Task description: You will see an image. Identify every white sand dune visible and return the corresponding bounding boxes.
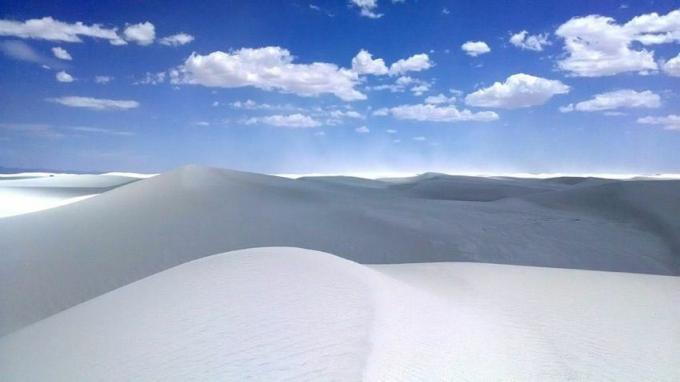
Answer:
[1,165,678,335]
[0,174,141,218]
[1,247,678,381]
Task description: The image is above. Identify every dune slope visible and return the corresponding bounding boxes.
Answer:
[1,247,678,381]
[1,165,677,335]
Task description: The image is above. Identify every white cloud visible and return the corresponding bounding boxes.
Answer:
[351,49,389,75]
[193,121,210,127]
[662,53,680,76]
[136,71,167,85]
[245,113,321,128]
[371,75,431,94]
[386,103,499,122]
[355,125,370,133]
[424,93,455,104]
[94,75,113,84]
[372,107,389,116]
[0,40,52,64]
[386,129,397,133]
[389,53,432,75]
[509,31,550,51]
[159,33,194,46]
[461,41,491,57]
[70,126,134,136]
[0,17,126,45]
[465,73,569,109]
[123,22,155,46]
[351,0,382,18]
[56,70,74,82]
[174,47,365,101]
[560,89,660,112]
[48,96,139,110]
[555,10,680,77]
[51,46,71,60]
[637,115,680,130]
[413,136,426,141]
[351,50,433,76]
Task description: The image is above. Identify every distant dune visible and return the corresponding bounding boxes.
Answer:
[1,248,678,381]
[0,165,678,335]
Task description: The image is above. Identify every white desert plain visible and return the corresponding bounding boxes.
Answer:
[0,166,679,380]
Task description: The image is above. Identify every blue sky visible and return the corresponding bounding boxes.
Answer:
[0,0,679,174]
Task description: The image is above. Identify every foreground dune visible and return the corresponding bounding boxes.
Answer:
[1,247,678,381]
[1,165,679,335]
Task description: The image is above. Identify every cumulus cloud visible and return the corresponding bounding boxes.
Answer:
[56,70,74,82]
[0,16,126,45]
[355,125,370,133]
[662,53,680,76]
[351,0,382,18]
[245,113,321,128]
[560,89,660,112]
[352,50,433,76]
[51,46,71,60]
[509,31,550,51]
[351,49,389,75]
[123,22,155,45]
[389,53,432,75]
[465,73,569,109]
[461,41,491,57]
[173,47,365,101]
[48,96,139,110]
[413,136,427,141]
[371,75,431,95]
[555,10,680,77]
[94,75,113,84]
[384,103,499,122]
[637,115,680,130]
[159,32,194,46]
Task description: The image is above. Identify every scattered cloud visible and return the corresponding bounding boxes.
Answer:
[389,53,432,75]
[461,41,491,57]
[351,0,382,18]
[0,16,126,45]
[0,123,64,139]
[174,47,365,101]
[371,75,431,95]
[69,126,134,136]
[412,136,426,141]
[442,8,450,15]
[351,49,389,75]
[0,40,53,65]
[662,53,680,77]
[637,115,680,130]
[123,21,155,46]
[509,31,550,51]
[424,93,456,104]
[48,96,140,110]
[465,73,570,109]
[159,32,194,46]
[94,75,113,84]
[192,121,210,127]
[56,70,74,82]
[245,113,321,128]
[372,108,389,116]
[383,103,499,122]
[51,46,72,60]
[560,89,660,112]
[355,125,370,133]
[386,129,397,134]
[135,71,167,85]
[555,10,680,77]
